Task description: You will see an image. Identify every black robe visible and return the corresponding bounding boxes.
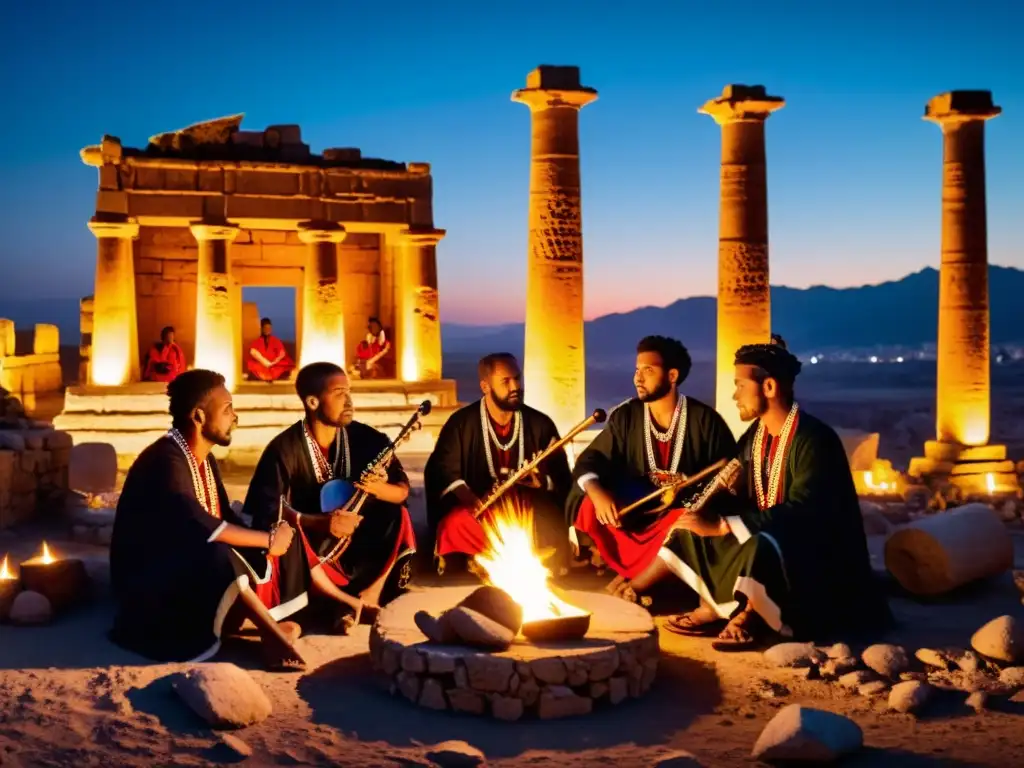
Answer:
[242,420,414,602]
[424,399,573,549]
[566,396,738,527]
[109,436,261,662]
[663,409,892,638]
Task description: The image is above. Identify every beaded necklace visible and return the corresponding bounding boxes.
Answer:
[167,429,220,519]
[479,399,524,481]
[643,396,687,476]
[301,420,350,483]
[752,403,800,510]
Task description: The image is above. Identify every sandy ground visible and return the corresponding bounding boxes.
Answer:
[2,467,1024,766]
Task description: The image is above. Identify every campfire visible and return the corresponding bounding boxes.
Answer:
[473,497,590,641]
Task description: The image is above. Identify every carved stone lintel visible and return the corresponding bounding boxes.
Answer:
[396,228,446,247]
[87,218,139,240]
[190,223,239,242]
[925,91,1001,125]
[297,223,347,245]
[700,84,784,125]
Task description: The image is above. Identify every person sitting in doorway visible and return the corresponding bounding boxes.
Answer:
[143,326,186,383]
[353,317,391,379]
[247,317,295,382]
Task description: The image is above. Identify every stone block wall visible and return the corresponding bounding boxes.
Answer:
[0,321,63,399]
[0,427,72,530]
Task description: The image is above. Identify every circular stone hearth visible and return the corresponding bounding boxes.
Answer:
[369,586,660,721]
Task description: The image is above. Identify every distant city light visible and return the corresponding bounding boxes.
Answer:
[810,355,819,364]
[896,356,904,363]
[870,355,878,363]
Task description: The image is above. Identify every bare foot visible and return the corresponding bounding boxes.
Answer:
[710,607,769,651]
[261,628,307,672]
[278,621,302,643]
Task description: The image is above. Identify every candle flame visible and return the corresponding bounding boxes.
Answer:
[0,554,14,580]
[39,541,55,565]
[985,473,996,495]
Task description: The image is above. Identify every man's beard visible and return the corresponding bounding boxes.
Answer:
[314,406,354,428]
[202,424,233,448]
[490,391,523,412]
[738,393,769,422]
[637,378,672,403]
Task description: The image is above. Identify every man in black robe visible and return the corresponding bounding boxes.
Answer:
[633,338,891,650]
[566,335,737,597]
[425,353,573,574]
[110,369,305,670]
[242,362,416,632]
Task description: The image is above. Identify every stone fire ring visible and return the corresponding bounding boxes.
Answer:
[369,586,660,721]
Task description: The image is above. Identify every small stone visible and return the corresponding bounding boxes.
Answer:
[447,607,515,650]
[820,657,859,679]
[915,647,952,670]
[490,695,523,721]
[764,642,825,668]
[652,750,704,767]
[971,615,1024,663]
[538,685,592,719]
[401,649,425,673]
[608,676,628,704]
[590,681,609,699]
[900,671,929,683]
[380,645,399,675]
[454,665,469,689]
[858,680,889,697]
[998,666,1024,688]
[170,663,272,728]
[464,655,515,693]
[888,680,931,714]
[418,679,446,710]
[397,671,420,702]
[862,644,909,678]
[447,689,485,715]
[8,591,52,625]
[566,660,588,687]
[531,658,567,685]
[217,733,252,759]
[508,673,520,694]
[966,691,989,712]
[424,740,486,768]
[426,651,457,675]
[517,678,540,706]
[838,670,876,689]
[954,650,982,674]
[823,642,853,659]
[585,648,619,681]
[751,704,863,763]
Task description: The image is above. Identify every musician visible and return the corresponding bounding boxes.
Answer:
[631,339,891,650]
[565,335,737,595]
[425,352,573,573]
[241,362,416,632]
[142,326,186,383]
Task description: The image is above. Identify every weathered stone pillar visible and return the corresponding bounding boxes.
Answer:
[700,85,784,438]
[909,91,1016,492]
[87,218,140,386]
[297,223,347,370]
[394,228,445,382]
[190,223,239,390]
[512,66,597,437]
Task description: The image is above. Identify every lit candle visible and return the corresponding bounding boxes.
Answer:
[985,473,996,496]
[0,554,20,621]
[20,542,88,614]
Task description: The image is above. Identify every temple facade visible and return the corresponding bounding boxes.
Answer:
[56,116,455,465]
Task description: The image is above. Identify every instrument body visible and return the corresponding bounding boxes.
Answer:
[474,408,607,519]
[614,458,735,520]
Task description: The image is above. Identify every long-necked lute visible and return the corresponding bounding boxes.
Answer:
[315,400,432,564]
[617,457,740,519]
[474,408,607,519]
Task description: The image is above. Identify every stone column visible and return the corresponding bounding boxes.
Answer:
[512,66,597,438]
[394,228,445,382]
[87,218,140,386]
[297,223,348,370]
[700,85,784,438]
[190,223,239,390]
[909,91,1015,491]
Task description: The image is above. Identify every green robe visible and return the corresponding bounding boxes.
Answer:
[662,409,891,639]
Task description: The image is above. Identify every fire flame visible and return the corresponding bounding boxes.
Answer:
[38,542,55,565]
[985,473,996,495]
[473,497,586,624]
[0,554,14,580]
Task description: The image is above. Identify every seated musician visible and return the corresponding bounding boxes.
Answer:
[353,317,392,379]
[425,352,573,573]
[109,369,305,671]
[241,362,416,633]
[629,337,891,650]
[247,317,295,382]
[565,335,737,597]
[142,326,185,383]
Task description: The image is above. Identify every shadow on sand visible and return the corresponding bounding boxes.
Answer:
[297,651,722,759]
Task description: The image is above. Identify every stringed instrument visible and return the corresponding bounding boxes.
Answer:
[614,457,740,520]
[474,408,607,518]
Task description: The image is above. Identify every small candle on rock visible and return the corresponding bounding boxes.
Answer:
[19,542,89,614]
[0,554,20,621]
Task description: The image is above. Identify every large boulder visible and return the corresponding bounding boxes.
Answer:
[971,615,1024,664]
[170,663,272,729]
[751,704,863,763]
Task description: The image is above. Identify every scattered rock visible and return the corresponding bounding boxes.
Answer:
[954,650,982,674]
[998,666,1024,688]
[170,663,272,728]
[424,740,486,768]
[900,671,929,683]
[888,680,932,714]
[653,750,704,767]
[751,679,790,700]
[858,680,889,697]
[764,642,825,668]
[971,615,1024,663]
[838,670,876,689]
[217,733,252,759]
[966,691,989,712]
[538,685,592,719]
[862,644,909,678]
[820,656,859,679]
[823,643,853,660]
[751,704,863,763]
[915,647,952,670]
[8,590,52,625]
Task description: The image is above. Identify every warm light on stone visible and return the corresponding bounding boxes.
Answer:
[297,223,348,370]
[395,228,445,382]
[88,218,140,386]
[513,66,597,437]
[700,85,784,438]
[191,223,239,391]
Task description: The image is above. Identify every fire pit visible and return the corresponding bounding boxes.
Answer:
[369,585,660,721]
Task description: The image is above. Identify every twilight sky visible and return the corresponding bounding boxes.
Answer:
[2,0,1022,325]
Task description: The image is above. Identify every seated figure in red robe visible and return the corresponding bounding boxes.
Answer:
[143,326,186,383]
[247,318,295,382]
[354,317,391,379]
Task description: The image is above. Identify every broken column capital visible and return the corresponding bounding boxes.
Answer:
[297,222,347,245]
[396,228,446,247]
[87,217,139,240]
[512,66,597,111]
[699,85,785,125]
[924,90,1001,126]
[189,222,239,242]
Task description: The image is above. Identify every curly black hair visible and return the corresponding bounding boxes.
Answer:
[636,335,692,384]
[167,369,226,430]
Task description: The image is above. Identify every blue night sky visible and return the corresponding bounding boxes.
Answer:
[2,0,1022,325]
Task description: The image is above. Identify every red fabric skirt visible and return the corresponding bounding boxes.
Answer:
[574,497,684,580]
[247,357,294,381]
[434,506,489,557]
